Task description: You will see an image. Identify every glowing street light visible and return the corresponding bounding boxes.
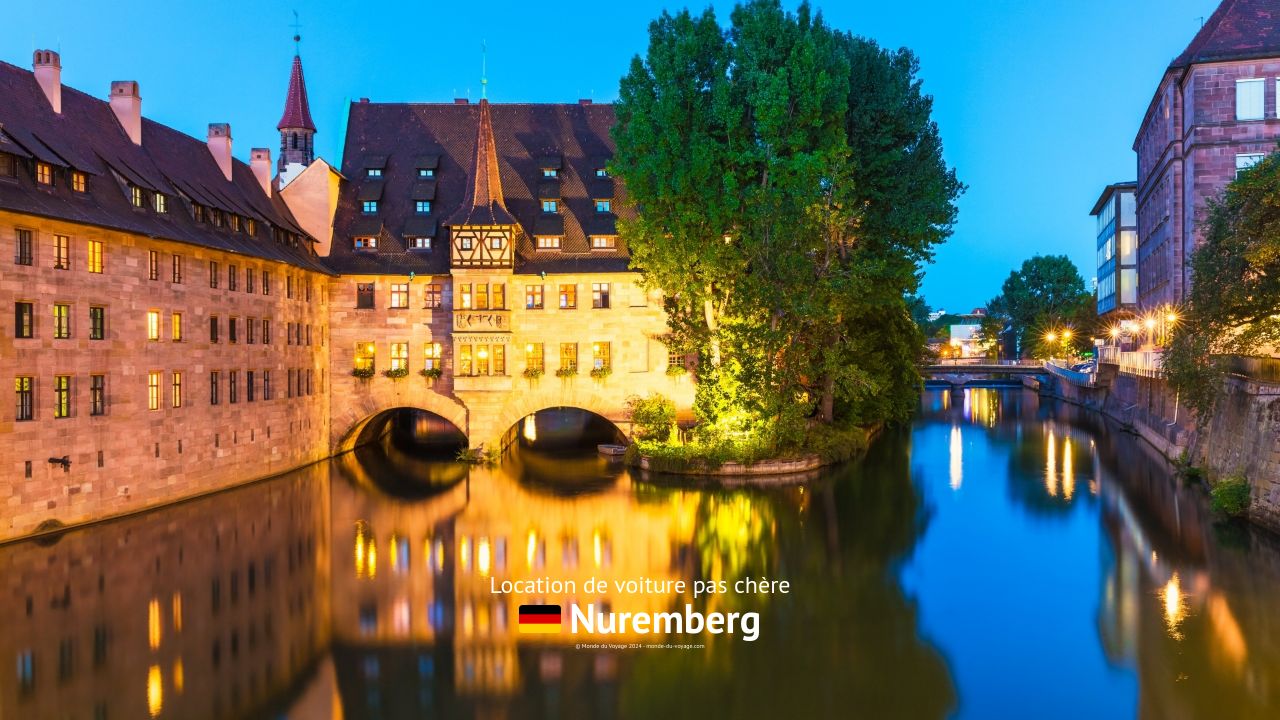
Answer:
[1045,332,1057,343]
[1062,330,1073,341]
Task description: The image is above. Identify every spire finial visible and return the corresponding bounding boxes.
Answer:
[481,40,488,101]
[291,10,302,53]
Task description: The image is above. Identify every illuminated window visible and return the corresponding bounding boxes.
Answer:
[525,342,544,372]
[459,235,473,250]
[72,171,86,192]
[390,283,409,309]
[595,167,608,177]
[489,235,505,250]
[526,284,544,309]
[246,218,256,235]
[390,342,408,372]
[459,283,473,309]
[541,200,558,212]
[558,284,576,309]
[87,240,103,273]
[355,342,375,372]
[366,168,382,178]
[476,284,489,310]
[146,310,160,341]
[415,200,431,214]
[362,200,378,214]
[423,342,442,371]
[15,302,33,338]
[591,283,610,309]
[408,236,431,249]
[590,235,617,249]
[171,312,182,341]
[542,168,558,178]
[53,375,70,418]
[53,235,69,269]
[153,193,167,213]
[493,284,506,309]
[493,345,505,375]
[536,236,560,249]
[171,372,182,408]
[459,344,473,376]
[424,283,442,308]
[595,199,611,213]
[36,162,53,185]
[15,376,33,421]
[130,184,143,207]
[53,303,70,339]
[592,342,611,370]
[418,168,434,178]
[560,343,578,372]
[147,371,161,410]
[354,236,377,250]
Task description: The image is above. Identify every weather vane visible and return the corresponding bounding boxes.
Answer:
[291,10,302,53]
[481,40,488,100]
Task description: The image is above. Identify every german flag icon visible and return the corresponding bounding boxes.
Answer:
[518,604,563,634]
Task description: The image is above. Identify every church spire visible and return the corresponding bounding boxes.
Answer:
[447,99,516,226]
[276,51,316,175]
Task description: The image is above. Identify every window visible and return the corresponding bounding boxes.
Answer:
[262,271,270,295]
[418,168,434,178]
[592,283,611,309]
[459,283,473,309]
[526,284,544,309]
[152,192,167,213]
[210,371,219,405]
[415,200,431,214]
[390,283,409,309]
[1236,153,1265,177]
[560,343,578,372]
[525,342,544,373]
[246,371,255,402]
[15,302,33,338]
[425,283,443,308]
[146,310,160,341]
[542,168,558,178]
[147,372,161,411]
[171,312,183,341]
[89,306,105,340]
[15,376,33,421]
[148,251,159,280]
[490,235,505,250]
[90,375,105,416]
[459,344,473,375]
[54,376,70,418]
[193,203,206,223]
[356,283,375,309]
[355,342,376,373]
[246,218,256,236]
[423,342,442,371]
[171,255,183,283]
[408,236,431,250]
[129,185,143,207]
[541,200,558,213]
[263,370,271,400]
[354,236,377,250]
[595,199,612,213]
[391,342,408,372]
[366,168,382,178]
[54,235,70,269]
[262,319,271,344]
[459,236,473,250]
[0,153,15,178]
[229,371,239,404]
[476,284,489,310]
[228,265,238,291]
[592,342,611,370]
[209,315,219,343]
[559,284,577,309]
[595,167,609,178]
[229,317,238,344]
[1237,78,1265,120]
[668,347,683,370]
[53,303,70,338]
[15,228,33,265]
[287,276,294,299]
[72,171,86,192]
[245,268,254,293]
[493,284,506,309]
[591,235,617,249]
[362,200,379,214]
[171,372,182,408]
[81,240,101,273]
[246,317,257,344]
[36,162,53,185]
[493,344,506,375]
[230,214,241,232]
[536,236,561,249]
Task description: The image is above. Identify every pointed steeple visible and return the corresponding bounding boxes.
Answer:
[447,99,517,226]
[276,53,316,177]
[277,54,316,131]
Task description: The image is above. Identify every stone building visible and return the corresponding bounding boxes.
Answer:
[1133,0,1280,312]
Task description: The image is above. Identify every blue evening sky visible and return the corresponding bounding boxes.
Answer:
[1,0,1221,310]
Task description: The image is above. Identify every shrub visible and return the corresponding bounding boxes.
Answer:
[627,393,676,441]
[555,366,578,378]
[351,366,376,380]
[383,367,410,380]
[1211,475,1251,517]
[665,364,687,377]
[419,367,443,380]
[590,366,613,380]
[522,367,544,379]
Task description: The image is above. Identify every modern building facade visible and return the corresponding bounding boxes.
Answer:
[0,48,693,540]
[1133,0,1280,313]
[1092,183,1138,319]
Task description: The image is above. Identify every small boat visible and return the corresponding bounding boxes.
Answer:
[597,444,628,457]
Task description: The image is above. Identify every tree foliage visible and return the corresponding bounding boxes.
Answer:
[985,255,1093,358]
[613,0,961,444]
[1165,152,1280,418]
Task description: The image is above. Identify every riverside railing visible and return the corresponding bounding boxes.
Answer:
[1097,347,1164,378]
[1044,361,1097,387]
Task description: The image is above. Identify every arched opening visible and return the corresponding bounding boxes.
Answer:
[339,408,469,498]
[501,407,627,495]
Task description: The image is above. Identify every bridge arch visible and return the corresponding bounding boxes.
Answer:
[483,386,632,451]
[333,387,470,453]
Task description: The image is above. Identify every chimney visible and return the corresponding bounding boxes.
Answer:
[454,98,469,104]
[110,81,142,145]
[206,123,233,182]
[250,148,272,195]
[33,50,62,113]
[578,98,593,105]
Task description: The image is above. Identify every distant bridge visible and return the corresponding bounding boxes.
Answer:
[922,362,1049,388]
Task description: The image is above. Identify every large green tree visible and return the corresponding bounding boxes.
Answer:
[613,0,961,442]
[985,255,1093,358]
[1165,151,1280,418]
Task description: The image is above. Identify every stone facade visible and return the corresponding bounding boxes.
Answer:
[1192,376,1280,531]
[0,213,332,540]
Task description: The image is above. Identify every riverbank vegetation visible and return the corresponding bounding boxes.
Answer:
[612,0,961,466]
[1165,152,1280,419]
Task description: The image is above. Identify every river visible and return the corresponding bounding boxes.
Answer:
[2,388,1278,719]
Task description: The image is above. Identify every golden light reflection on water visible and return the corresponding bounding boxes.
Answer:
[478,537,492,577]
[355,520,377,579]
[962,388,999,427]
[146,664,162,717]
[1062,438,1074,500]
[1045,429,1058,497]
[1163,572,1187,640]
[148,598,161,650]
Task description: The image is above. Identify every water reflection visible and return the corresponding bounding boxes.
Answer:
[3,389,1280,718]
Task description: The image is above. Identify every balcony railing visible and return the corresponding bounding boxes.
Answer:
[1099,347,1164,378]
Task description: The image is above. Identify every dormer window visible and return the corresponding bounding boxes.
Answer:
[591,235,617,249]
[131,185,144,207]
[230,214,241,232]
[415,200,431,214]
[247,219,257,236]
[542,168,558,178]
[418,168,434,178]
[541,200,558,213]
[0,153,15,178]
[193,203,205,222]
[36,162,52,185]
[366,168,382,178]
[154,193,167,213]
[354,236,377,250]
[595,167,609,178]
[71,171,86,192]
[408,236,431,250]
[362,200,378,214]
[595,199,612,213]
[536,236,561,250]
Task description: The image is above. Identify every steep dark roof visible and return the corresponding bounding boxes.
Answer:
[277,54,316,131]
[445,99,517,227]
[327,100,630,275]
[1172,0,1280,68]
[0,60,329,273]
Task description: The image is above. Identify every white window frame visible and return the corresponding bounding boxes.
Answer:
[1236,152,1265,177]
[1236,78,1264,120]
